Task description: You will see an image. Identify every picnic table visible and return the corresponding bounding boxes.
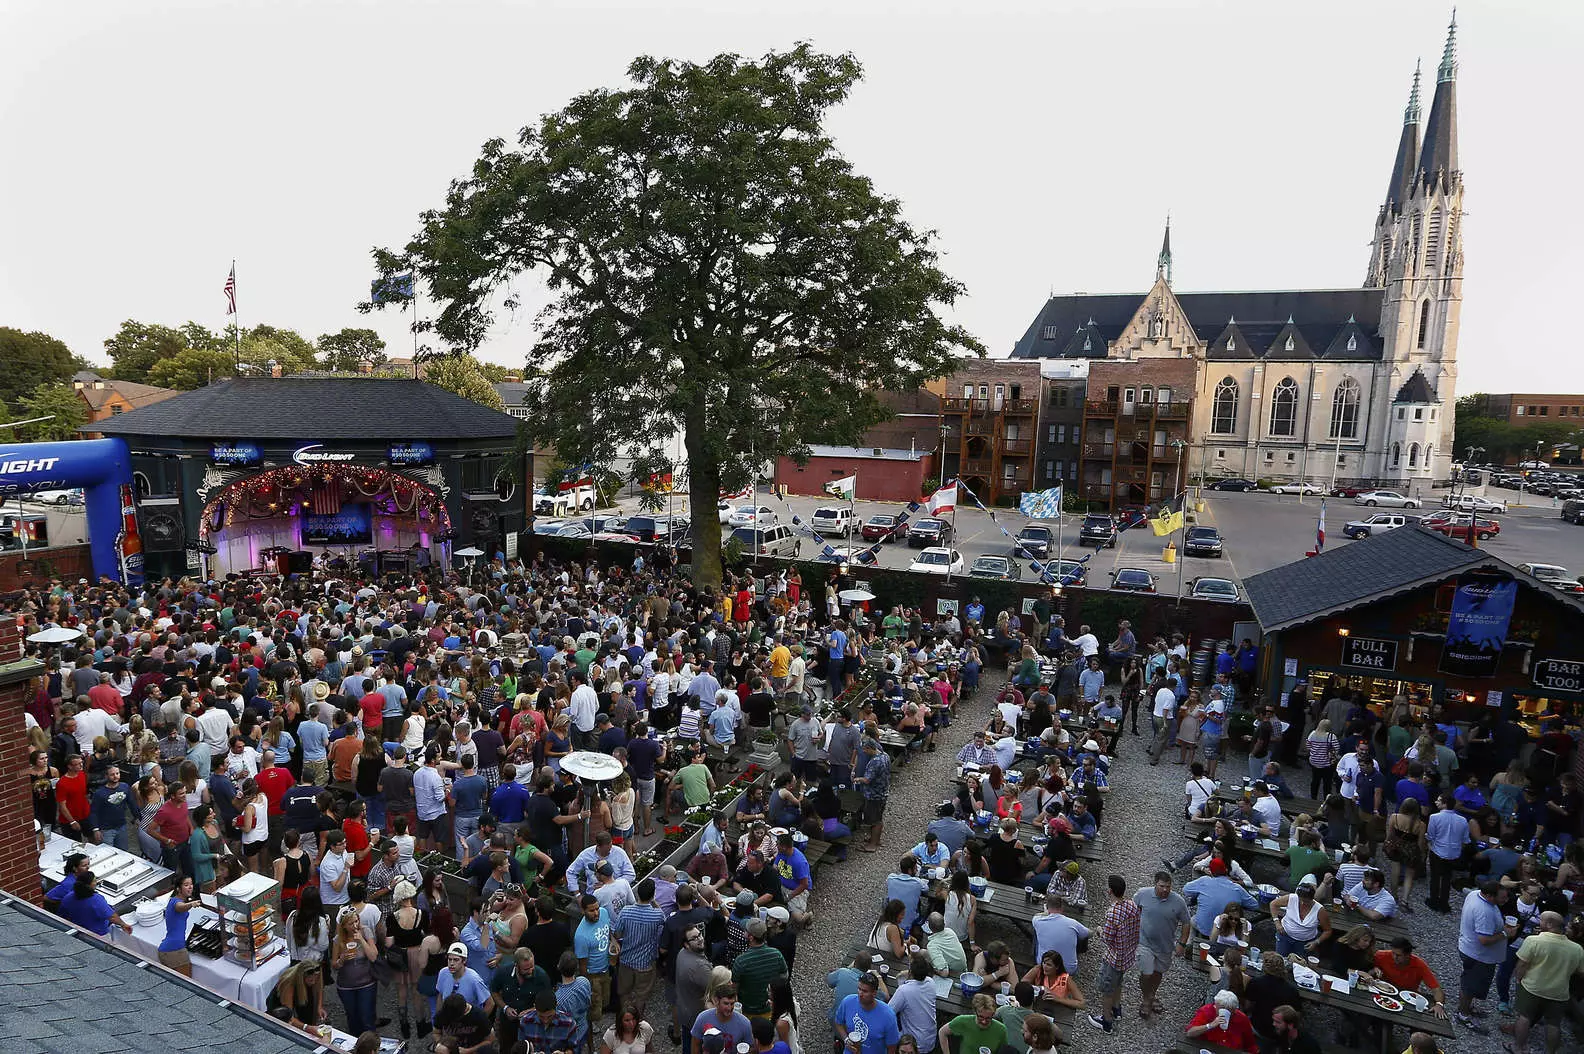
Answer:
[1187,955,1454,1054]
[1182,829,1289,865]
[850,946,1077,1026]
[964,878,1088,933]
[1250,897,1410,947]
[1213,786,1324,818]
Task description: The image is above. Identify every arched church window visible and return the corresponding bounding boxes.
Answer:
[1211,378,1238,435]
[1408,443,1419,468]
[1329,378,1361,439]
[1417,300,1432,349]
[1392,443,1401,468]
[1269,378,1299,437]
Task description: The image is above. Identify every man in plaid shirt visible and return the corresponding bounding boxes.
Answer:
[519,988,580,1053]
[1086,875,1141,1034]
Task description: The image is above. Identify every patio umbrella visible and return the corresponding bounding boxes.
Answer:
[838,588,876,603]
[27,627,83,645]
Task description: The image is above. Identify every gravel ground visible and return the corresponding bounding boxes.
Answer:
[326,687,1544,1054]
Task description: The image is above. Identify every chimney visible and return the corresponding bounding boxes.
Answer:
[0,620,44,904]
[270,362,283,379]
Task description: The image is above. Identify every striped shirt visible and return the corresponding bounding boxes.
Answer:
[612,903,666,970]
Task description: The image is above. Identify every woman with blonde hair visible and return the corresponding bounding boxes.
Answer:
[330,909,379,1035]
[704,964,736,1005]
[608,772,636,843]
[385,879,428,1037]
[1305,719,1341,798]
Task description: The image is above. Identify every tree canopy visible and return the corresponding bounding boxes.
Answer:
[0,327,85,411]
[149,348,241,391]
[366,45,980,587]
[13,383,89,441]
[316,327,389,373]
[424,355,506,410]
[1453,394,1582,463]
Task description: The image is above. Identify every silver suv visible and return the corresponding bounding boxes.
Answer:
[729,524,800,557]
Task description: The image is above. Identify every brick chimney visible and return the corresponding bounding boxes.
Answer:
[0,619,44,903]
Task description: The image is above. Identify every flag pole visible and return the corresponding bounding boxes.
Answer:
[1176,487,1188,604]
[231,260,241,373]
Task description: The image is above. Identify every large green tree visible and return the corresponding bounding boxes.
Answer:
[103,320,190,379]
[149,348,240,390]
[0,328,84,411]
[365,45,980,588]
[424,354,506,410]
[317,327,389,372]
[1454,395,1582,463]
[15,382,89,441]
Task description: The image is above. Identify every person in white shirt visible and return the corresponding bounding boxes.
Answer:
[193,703,233,761]
[1251,784,1283,834]
[1343,869,1398,920]
[1184,763,1218,818]
[567,670,599,749]
[1071,626,1099,658]
[71,705,124,754]
[1148,678,1177,765]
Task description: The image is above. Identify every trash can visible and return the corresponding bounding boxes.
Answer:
[1163,543,1177,564]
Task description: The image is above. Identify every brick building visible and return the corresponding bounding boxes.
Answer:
[929,359,1042,505]
[775,445,934,503]
[1037,360,1088,494]
[1081,358,1196,508]
[71,371,179,439]
[1482,393,1584,424]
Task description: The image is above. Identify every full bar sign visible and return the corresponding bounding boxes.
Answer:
[1533,658,1584,695]
[1341,636,1399,672]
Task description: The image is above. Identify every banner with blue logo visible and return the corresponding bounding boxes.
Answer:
[210,442,262,467]
[303,504,372,545]
[1440,573,1518,678]
[388,441,434,465]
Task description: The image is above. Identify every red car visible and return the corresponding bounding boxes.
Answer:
[1330,485,1371,498]
[1421,513,1500,540]
[859,514,907,543]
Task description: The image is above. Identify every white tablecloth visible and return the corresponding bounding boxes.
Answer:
[111,900,289,1010]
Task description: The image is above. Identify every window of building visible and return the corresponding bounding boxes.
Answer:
[1430,409,1437,420]
[1056,424,1067,444]
[1009,384,1021,401]
[1408,443,1419,468]
[110,405,124,415]
[1103,426,1115,444]
[1515,406,1525,416]
[1157,387,1172,406]
[1397,408,1406,420]
[1150,472,1163,489]
[1003,462,1017,480]
[1329,377,1361,439]
[963,384,973,399]
[1269,377,1299,436]
[1139,386,1153,405]
[1414,408,1424,420]
[1216,449,1226,460]
[1055,386,1069,408]
[1106,385,1120,402]
[1124,387,1136,405]
[1211,378,1238,434]
[1047,425,1057,443]
[1100,468,1112,485]
[1264,451,1275,463]
[1346,332,1358,352]
[978,384,988,399]
[1041,325,1058,340]
[1153,430,1167,458]
[1005,422,1020,440]
[1286,452,1296,463]
[1336,455,1346,468]
[1416,300,1431,349]
[1392,443,1402,468]
[1045,460,1055,480]
[1068,462,1078,480]
[1540,406,1549,416]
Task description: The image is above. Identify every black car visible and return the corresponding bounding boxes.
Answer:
[907,518,952,547]
[1078,515,1118,548]
[1012,524,1053,559]
[1182,525,1224,557]
[1208,478,1259,492]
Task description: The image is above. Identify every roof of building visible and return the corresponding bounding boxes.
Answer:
[93,377,522,440]
[1242,525,1584,632]
[493,381,535,407]
[0,894,325,1054]
[798,444,930,462]
[1394,368,1437,404]
[74,376,181,413]
[1009,288,1385,362]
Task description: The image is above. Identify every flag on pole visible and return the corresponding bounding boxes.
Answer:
[370,272,415,304]
[1150,493,1185,537]
[223,266,237,315]
[824,474,856,500]
[1018,486,1063,519]
[926,482,957,515]
[719,487,752,503]
[1316,499,1326,553]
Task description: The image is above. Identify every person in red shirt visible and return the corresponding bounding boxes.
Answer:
[87,675,124,718]
[1372,938,1447,1017]
[256,748,295,820]
[148,784,194,873]
[343,799,374,878]
[1185,991,1259,1053]
[54,754,92,840]
[357,681,384,732]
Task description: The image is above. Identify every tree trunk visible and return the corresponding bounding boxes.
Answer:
[685,405,724,592]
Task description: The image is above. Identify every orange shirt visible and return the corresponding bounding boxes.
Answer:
[1372,949,1440,993]
[330,734,363,783]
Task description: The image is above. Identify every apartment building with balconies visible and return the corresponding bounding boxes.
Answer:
[1080,359,1196,509]
[927,360,1042,505]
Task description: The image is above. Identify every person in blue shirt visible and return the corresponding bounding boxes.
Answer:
[1183,861,1260,937]
[1395,763,1433,810]
[435,942,492,1020]
[574,895,615,1022]
[1425,791,1471,913]
[89,765,134,850]
[911,832,950,870]
[964,598,986,624]
[1454,879,1512,1028]
[58,872,131,937]
[1077,658,1106,705]
[451,756,489,861]
[490,765,532,833]
[884,856,932,934]
[298,709,330,784]
[772,831,813,927]
[1065,798,1099,842]
[835,973,900,1054]
[158,874,202,975]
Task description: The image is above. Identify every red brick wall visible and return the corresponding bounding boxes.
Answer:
[0,544,94,592]
[774,455,931,503]
[0,619,42,903]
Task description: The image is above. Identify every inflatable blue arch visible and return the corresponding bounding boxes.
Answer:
[0,438,139,584]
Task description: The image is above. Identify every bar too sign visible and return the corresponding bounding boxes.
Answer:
[1340,635,1399,671]
[1533,658,1584,695]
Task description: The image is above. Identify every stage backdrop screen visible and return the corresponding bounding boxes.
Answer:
[302,504,372,545]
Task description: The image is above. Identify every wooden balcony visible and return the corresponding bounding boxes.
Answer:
[963,458,994,475]
[1154,402,1190,420]
[942,396,1037,416]
[1085,400,1117,415]
[1003,398,1036,416]
[1000,438,1032,455]
[1081,443,1114,459]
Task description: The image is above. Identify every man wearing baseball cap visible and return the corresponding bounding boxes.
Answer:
[434,940,490,1025]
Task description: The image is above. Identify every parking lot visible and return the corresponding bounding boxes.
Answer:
[607,485,1584,596]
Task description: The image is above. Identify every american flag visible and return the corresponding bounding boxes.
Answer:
[310,480,340,516]
[223,265,237,315]
[1316,499,1326,553]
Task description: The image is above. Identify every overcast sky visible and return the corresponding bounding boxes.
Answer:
[3,0,1577,396]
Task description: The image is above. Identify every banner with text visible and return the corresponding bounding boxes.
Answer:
[1440,573,1518,678]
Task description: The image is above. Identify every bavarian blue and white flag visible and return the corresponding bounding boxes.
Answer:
[1018,486,1063,519]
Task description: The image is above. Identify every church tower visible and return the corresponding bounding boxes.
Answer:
[1368,14,1464,484]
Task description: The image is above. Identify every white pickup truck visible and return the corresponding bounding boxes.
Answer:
[533,482,595,516]
[1342,513,1409,539]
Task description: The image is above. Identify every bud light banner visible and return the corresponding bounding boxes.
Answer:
[388,442,434,465]
[1440,573,1518,678]
[0,438,135,583]
[211,442,262,467]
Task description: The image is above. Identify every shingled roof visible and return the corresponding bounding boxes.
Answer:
[93,377,521,440]
[0,893,325,1054]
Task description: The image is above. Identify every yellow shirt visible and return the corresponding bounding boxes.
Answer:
[1517,931,1584,1002]
[769,646,791,679]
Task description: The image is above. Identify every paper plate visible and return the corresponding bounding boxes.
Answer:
[1371,980,1399,997]
[1373,994,1403,1012]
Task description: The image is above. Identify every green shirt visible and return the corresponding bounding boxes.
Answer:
[882,615,906,639]
[513,841,544,883]
[679,763,713,807]
[1517,931,1584,1001]
[1287,845,1331,888]
[574,648,597,677]
[730,944,788,1014]
[1387,724,1413,758]
[947,1014,1007,1054]
[994,1004,1033,1054]
[928,930,968,975]
[490,961,551,1012]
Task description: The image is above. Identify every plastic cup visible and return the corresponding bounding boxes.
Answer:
[1000,981,1011,995]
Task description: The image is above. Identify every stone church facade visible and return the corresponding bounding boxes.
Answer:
[1010,17,1464,495]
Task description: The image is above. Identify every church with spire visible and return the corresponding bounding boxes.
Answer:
[1010,16,1464,504]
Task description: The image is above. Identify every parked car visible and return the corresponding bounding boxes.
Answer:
[968,555,1022,580]
[908,546,964,575]
[1040,559,1088,587]
[1421,513,1500,540]
[29,488,82,505]
[1352,490,1420,508]
[1012,524,1053,559]
[1518,562,1584,594]
[1562,498,1584,525]
[1182,525,1224,557]
[1441,494,1507,514]
[1518,460,1550,470]
[729,523,800,558]
[1207,478,1259,492]
[1109,567,1158,592]
[1341,513,1408,539]
[727,505,777,529]
[1268,481,1323,495]
[717,501,735,523]
[1078,515,1118,548]
[554,522,593,538]
[907,518,953,548]
[1189,577,1242,602]
[1329,484,1371,498]
[810,506,856,536]
[816,544,877,565]
[531,518,567,535]
[1116,505,1150,530]
[859,514,906,543]
[625,515,688,543]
